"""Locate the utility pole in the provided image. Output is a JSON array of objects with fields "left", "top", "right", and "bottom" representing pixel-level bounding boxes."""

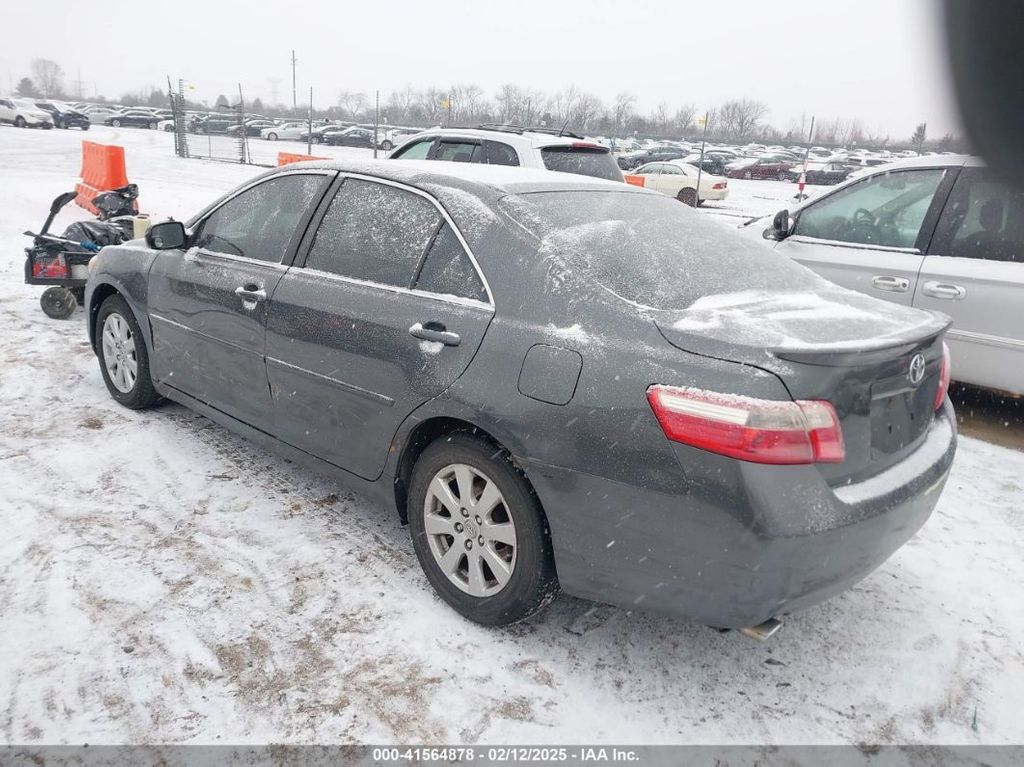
[
  {"left": 307, "top": 87, "right": 313, "bottom": 155},
  {"left": 291, "top": 50, "right": 298, "bottom": 111},
  {"left": 693, "top": 111, "right": 709, "bottom": 208},
  {"left": 373, "top": 90, "right": 380, "bottom": 159}
]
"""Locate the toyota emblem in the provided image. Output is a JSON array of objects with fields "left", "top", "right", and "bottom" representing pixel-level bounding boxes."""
[{"left": 908, "top": 353, "right": 926, "bottom": 386}]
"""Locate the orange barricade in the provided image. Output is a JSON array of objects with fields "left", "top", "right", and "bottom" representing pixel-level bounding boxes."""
[
  {"left": 75, "top": 141, "right": 131, "bottom": 214},
  {"left": 623, "top": 174, "right": 645, "bottom": 187},
  {"left": 277, "top": 152, "right": 328, "bottom": 166}
]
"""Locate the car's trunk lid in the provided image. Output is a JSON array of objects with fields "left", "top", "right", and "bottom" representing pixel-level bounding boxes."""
[{"left": 653, "top": 289, "right": 950, "bottom": 485}]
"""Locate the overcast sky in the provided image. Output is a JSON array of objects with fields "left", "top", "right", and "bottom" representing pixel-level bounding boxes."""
[{"left": 1, "top": 0, "right": 960, "bottom": 139}]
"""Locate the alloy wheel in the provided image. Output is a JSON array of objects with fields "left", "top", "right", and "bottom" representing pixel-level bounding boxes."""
[
  {"left": 423, "top": 463, "right": 517, "bottom": 597},
  {"left": 102, "top": 312, "right": 138, "bottom": 393}
]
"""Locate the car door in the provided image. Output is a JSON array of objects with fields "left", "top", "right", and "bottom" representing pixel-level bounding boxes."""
[
  {"left": 914, "top": 166, "right": 1024, "bottom": 394},
  {"left": 147, "top": 171, "right": 334, "bottom": 430},
  {"left": 773, "top": 166, "right": 951, "bottom": 306},
  {"left": 633, "top": 163, "right": 667, "bottom": 192},
  {"left": 264, "top": 175, "right": 494, "bottom": 480}
]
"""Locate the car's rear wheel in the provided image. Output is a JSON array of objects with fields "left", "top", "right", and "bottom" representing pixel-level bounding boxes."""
[
  {"left": 96, "top": 295, "right": 161, "bottom": 410},
  {"left": 677, "top": 187, "right": 698, "bottom": 207},
  {"left": 148, "top": 121, "right": 158, "bottom": 130},
  {"left": 266, "top": 132, "right": 278, "bottom": 141},
  {"left": 777, "top": 171, "right": 787, "bottom": 181},
  {"left": 111, "top": 119, "right": 121, "bottom": 127},
  {"left": 14, "top": 116, "right": 26, "bottom": 128},
  {"left": 408, "top": 434, "right": 558, "bottom": 626},
  {"left": 381, "top": 140, "right": 393, "bottom": 151},
  {"left": 744, "top": 170, "right": 753, "bottom": 180}
]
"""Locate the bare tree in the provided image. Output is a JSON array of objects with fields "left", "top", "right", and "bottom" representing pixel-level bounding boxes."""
[
  {"left": 911, "top": 122, "right": 928, "bottom": 153},
  {"left": 570, "top": 92, "right": 603, "bottom": 131},
  {"left": 337, "top": 91, "right": 367, "bottom": 120},
  {"left": 613, "top": 92, "right": 636, "bottom": 131},
  {"left": 673, "top": 104, "right": 697, "bottom": 135},
  {"left": 717, "top": 98, "right": 769, "bottom": 140},
  {"left": 30, "top": 58, "right": 64, "bottom": 98}
]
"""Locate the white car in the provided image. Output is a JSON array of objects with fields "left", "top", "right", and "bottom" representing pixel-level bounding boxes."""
[
  {"left": 628, "top": 160, "right": 729, "bottom": 206},
  {"left": 157, "top": 119, "right": 175, "bottom": 132},
  {"left": 388, "top": 126, "right": 624, "bottom": 182},
  {"left": 81, "top": 104, "right": 124, "bottom": 122},
  {"left": 0, "top": 97, "right": 54, "bottom": 128},
  {"left": 744, "top": 155, "right": 1024, "bottom": 396},
  {"left": 260, "top": 122, "right": 307, "bottom": 141}
]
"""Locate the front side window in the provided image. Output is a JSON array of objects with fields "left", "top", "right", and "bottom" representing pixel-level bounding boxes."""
[
  {"left": 195, "top": 174, "right": 329, "bottom": 263},
  {"left": 413, "top": 224, "right": 487, "bottom": 302},
  {"left": 305, "top": 179, "right": 442, "bottom": 287},
  {"left": 931, "top": 168, "right": 1024, "bottom": 262},
  {"left": 391, "top": 138, "right": 434, "bottom": 160},
  {"left": 794, "top": 168, "right": 945, "bottom": 249}
]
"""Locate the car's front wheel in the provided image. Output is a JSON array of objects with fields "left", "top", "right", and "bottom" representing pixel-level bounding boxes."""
[
  {"left": 381, "top": 140, "right": 393, "bottom": 151},
  {"left": 266, "top": 132, "right": 278, "bottom": 141},
  {"left": 408, "top": 434, "right": 558, "bottom": 626},
  {"left": 110, "top": 119, "right": 121, "bottom": 127},
  {"left": 14, "top": 116, "right": 26, "bottom": 128},
  {"left": 96, "top": 295, "right": 161, "bottom": 410}
]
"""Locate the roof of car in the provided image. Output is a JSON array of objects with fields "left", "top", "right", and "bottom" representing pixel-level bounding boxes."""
[
  {"left": 868, "top": 153, "right": 979, "bottom": 170},
  {"left": 395, "top": 126, "right": 604, "bottom": 149},
  {"left": 280, "top": 157, "right": 632, "bottom": 198}
]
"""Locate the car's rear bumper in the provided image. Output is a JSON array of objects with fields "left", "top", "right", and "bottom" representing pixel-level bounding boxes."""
[{"left": 526, "top": 401, "right": 956, "bottom": 628}]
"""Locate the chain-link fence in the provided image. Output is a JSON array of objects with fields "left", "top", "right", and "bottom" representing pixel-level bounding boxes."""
[{"left": 169, "top": 82, "right": 258, "bottom": 165}]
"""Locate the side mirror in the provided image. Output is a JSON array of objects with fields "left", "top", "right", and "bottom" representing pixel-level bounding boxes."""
[
  {"left": 146, "top": 220, "right": 187, "bottom": 250},
  {"left": 771, "top": 209, "right": 794, "bottom": 240}
]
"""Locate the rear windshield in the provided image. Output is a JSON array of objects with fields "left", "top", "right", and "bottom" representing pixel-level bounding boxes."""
[
  {"left": 540, "top": 146, "right": 623, "bottom": 182},
  {"left": 499, "top": 190, "right": 820, "bottom": 310}
]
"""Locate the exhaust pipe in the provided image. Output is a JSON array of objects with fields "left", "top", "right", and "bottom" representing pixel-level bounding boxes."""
[{"left": 740, "top": 617, "right": 783, "bottom": 641}]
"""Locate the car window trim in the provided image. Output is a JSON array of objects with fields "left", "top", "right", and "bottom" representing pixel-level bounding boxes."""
[
  {"left": 786, "top": 235, "right": 923, "bottom": 255},
  {"left": 292, "top": 171, "right": 495, "bottom": 307}
]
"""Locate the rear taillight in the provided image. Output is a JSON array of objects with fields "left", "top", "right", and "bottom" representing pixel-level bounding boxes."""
[
  {"left": 712, "top": 181, "right": 727, "bottom": 189},
  {"left": 646, "top": 385, "right": 845, "bottom": 465},
  {"left": 934, "top": 342, "right": 951, "bottom": 410}
]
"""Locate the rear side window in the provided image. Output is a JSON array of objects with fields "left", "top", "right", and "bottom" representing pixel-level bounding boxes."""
[
  {"left": 541, "top": 146, "right": 623, "bottom": 181},
  {"left": 433, "top": 141, "right": 483, "bottom": 163},
  {"left": 485, "top": 141, "right": 520, "bottom": 166},
  {"left": 930, "top": 167, "right": 1024, "bottom": 262},
  {"left": 414, "top": 224, "right": 488, "bottom": 302},
  {"left": 305, "top": 179, "right": 442, "bottom": 287}
]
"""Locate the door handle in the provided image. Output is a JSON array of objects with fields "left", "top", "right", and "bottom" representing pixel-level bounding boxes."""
[
  {"left": 409, "top": 321, "right": 460, "bottom": 347},
  {"left": 921, "top": 281, "right": 967, "bottom": 300},
  {"left": 871, "top": 275, "right": 910, "bottom": 293},
  {"left": 234, "top": 284, "right": 266, "bottom": 308}
]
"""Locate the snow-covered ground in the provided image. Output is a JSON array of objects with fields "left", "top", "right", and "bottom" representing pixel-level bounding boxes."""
[{"left": 1, "top": 125, "right": 1023, "bottom": 745}]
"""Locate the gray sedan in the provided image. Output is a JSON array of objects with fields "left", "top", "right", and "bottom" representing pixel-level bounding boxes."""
[{"left": 86, "top": 160, "right": 956, "bottom": 630}]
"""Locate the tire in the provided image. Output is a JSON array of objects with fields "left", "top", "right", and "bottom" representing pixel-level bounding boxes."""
[
  {"left": 71, "top": 287, "right": 86, "bottom": 306},
  {"left": 266, "top": 132, "right": 278, "bottom": 141},
  {"left": 744, "top": 170, "right": 752, "bottom": 180},
  {"left": 677, "top": 187, "right": 698, "bottom": 207},
  {"left": 82, "top": 124, "right": 90, "bottom": 131},
  {"left": 777, "top": 171, "right": 787, "bottom": 181},
  {"left": 148, "top": 122, "right": 158, "bottom": 130},
  {"left": 408, "top": 433, "right": 558, "bottom": 626},
  {"left": 14, "top": 116, "right": 26, "bottom": 128},
  {"left": 39, "top": 287, "right": 77, "bottom": 320},
  {"left": 111, "top": 119, "right": 121, "bottom": 127},
  {"left": 381, "top": 140, "right": 393, "bottom": 151},
  {"left": 95, "top": 295, "right": 161, "bottom": 410}
]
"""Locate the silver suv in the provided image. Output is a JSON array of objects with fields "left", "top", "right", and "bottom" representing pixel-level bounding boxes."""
[
  {"left": 388, "top": 124, "right": 624, "bottom": 182},
  {"left": 749, "top": 155, "right": 1024, "bottom": 396}
]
